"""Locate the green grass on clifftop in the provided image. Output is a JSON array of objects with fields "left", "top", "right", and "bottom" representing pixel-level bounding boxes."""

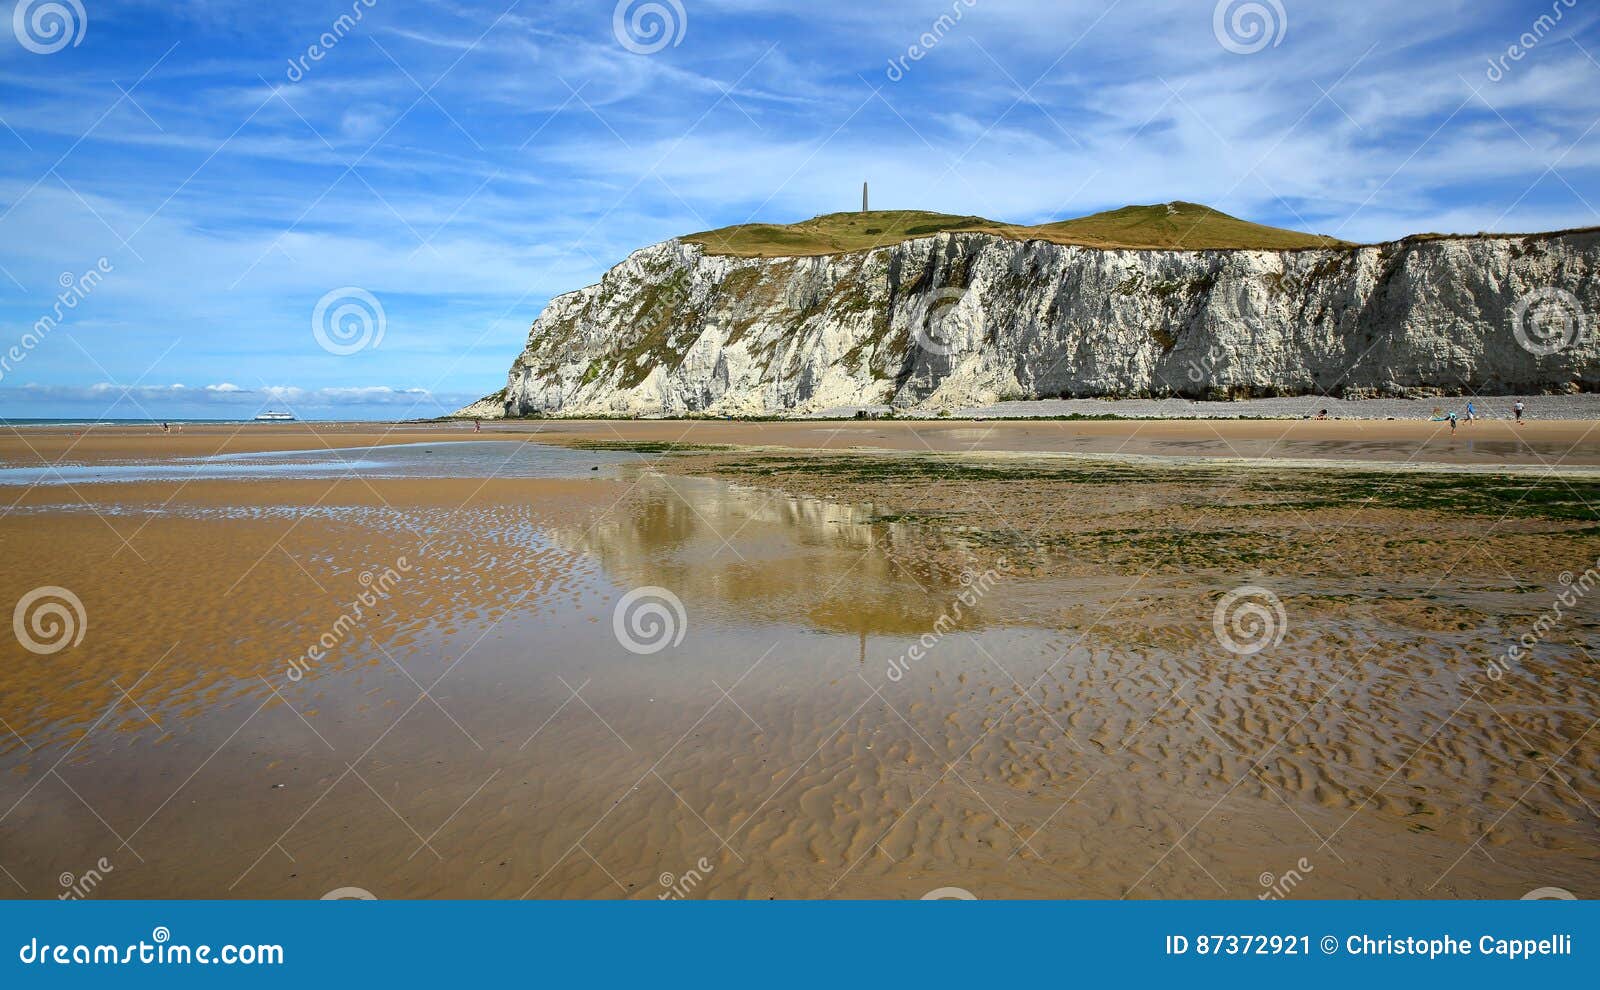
[
  {"left": 682, "top": 202, "right": 1354, "bottom": 257},
  {"left": 1033, "top": 202, "right": 1352, "bottom": 251}
]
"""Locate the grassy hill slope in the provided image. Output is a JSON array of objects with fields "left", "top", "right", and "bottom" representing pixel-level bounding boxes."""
[
  {"left": 682, "top": 202, "right": 1354, "bottom": 257},
  {"left": 1032, "top": 201, "right": 1351, "bottom": 250}
]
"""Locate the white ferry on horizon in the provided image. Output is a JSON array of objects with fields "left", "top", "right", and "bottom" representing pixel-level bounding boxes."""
[{"left": 253, "top": 411, "right": 296, "bottom": 422}]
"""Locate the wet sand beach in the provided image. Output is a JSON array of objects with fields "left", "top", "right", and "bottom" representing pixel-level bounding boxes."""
[
  {"left": 2, "top": 416, "right": 1597, "bottom": 468},
  {"left": 1, "top": 421, "right": 1597, "bottom": 899},
  {"left": 506, "top": 417, "right": 1600, "bottom": 470}
]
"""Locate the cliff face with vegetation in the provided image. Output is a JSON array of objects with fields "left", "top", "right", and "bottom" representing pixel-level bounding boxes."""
[{"left": 473, "top": 217, "right": 1599, "bottom": 417}]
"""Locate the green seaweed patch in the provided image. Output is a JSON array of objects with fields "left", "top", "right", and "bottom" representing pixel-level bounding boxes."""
[
  {"left": 871, "top": 511, "right": 958, "bottom": 524},
  {"left": 553, "top": 440, "right": 733, "bottom": 455},
  {"left": 710, "top": 454, "right": 1600, "bottom": 522},
  {"left": 1269, "top": 471, "right": 1600, "bottom": 522}
]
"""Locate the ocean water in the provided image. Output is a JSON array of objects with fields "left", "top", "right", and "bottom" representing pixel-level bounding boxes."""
[{"left": 0, "top": 417, "right": 353, "bottom": 426}]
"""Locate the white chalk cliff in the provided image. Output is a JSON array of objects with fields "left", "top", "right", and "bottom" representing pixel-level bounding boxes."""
[{"left": 465, "top": 226, "right": 1599, "bottom": 418}]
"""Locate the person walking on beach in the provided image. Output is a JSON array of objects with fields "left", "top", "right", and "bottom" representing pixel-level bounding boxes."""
[
  {"left": 474, "top": 418, "right": 481, "bottom": 434},
  {"left": 1448, "top": 410, "right": 1458, "bottom": 434},
  {"left": 1514, "top": 400, "right": 1525, "bottom": 424},
  {"left": 1465, "top": 400, "right": 1475, "bottom": 424}
]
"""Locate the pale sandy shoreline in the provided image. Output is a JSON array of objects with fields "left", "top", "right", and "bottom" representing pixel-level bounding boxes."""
[
  {"left": 925, "top": 392, "right": 1600, "bottom": 422},
  {"left": 3, "top": 416, "right": 1598, "bottom": 471}
]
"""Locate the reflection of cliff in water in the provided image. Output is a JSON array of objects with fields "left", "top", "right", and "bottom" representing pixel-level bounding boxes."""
[{"left": 550, "top": 473, "right": 999, "bottom": 641}]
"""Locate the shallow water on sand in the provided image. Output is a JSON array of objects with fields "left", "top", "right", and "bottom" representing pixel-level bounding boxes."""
[
  {"left": 0, "top": 439, "right": 632, "bottom": 486},
  {"left": 1, "top": 445, "right": 1597, "bottom": 900}
]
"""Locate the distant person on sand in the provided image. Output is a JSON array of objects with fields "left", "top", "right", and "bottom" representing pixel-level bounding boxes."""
[
  {"left": 474, "top": 418, "right": 481, "bottom": 434},
  {"left": 161, "top": 422, "right": 169, "bottom": 433},
  {"left": 1448, "top": 411, "right": 1458, "bottom": 434},
  {"left": 1514, "top": 400, "right": 1525, "bottom": 424},
  {"left": 1465, "top": 400, "right": 1475, "bottom": 424},
  {"left": 1316, "top": 409, "right": 1329, "bottom": 420}
]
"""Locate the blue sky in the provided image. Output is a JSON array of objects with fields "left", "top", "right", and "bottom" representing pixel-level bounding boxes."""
[{"left": 0, "top": 0, "right": 1596, "bottom": 420}]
